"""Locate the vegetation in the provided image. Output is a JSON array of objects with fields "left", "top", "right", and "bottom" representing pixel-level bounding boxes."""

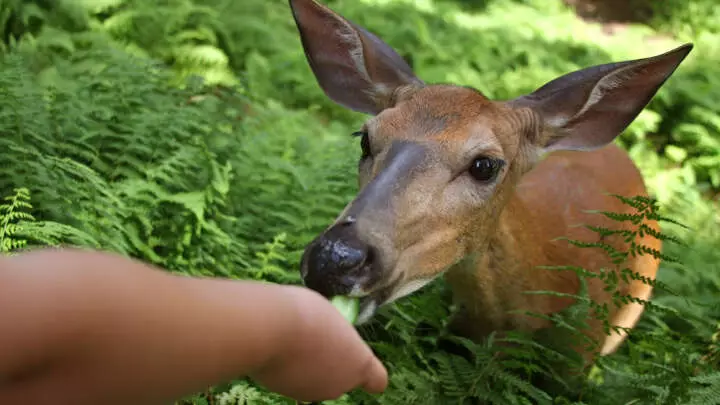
[{"left": 0, "top": 0, "right": 718, "bottom": 403}]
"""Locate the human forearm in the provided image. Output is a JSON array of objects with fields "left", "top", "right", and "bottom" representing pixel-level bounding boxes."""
[{"left": 0, "top": 248, "right": 300, "bottom": 405}]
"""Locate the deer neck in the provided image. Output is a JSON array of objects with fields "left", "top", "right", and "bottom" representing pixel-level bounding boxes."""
[{"left": 444, "top": 190, "right": 554, "bottom": 336}]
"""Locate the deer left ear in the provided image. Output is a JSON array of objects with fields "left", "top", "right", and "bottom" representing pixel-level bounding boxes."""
[
  {"left": 509, "top": 44, "right": 693, "bottom": 152},
  {"left": 288, "top": 0, "right": 423, "bottom": 115}
]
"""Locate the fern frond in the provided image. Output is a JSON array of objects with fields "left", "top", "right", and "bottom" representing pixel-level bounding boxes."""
[{"left": 0, "top": 188, "right": 34, "bottom": 252}]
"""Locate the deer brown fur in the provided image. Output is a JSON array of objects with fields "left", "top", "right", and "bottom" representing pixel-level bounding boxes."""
[{"left": 289, "top": 0, "right": 692, "bottom": 363}]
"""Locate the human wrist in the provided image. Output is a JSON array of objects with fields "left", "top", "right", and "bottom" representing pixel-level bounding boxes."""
[{"left": 170, "top": 278, "right": 305, "bottom": 378}]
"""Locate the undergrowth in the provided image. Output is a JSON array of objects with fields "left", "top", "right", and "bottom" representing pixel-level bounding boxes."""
[
  {"left": 1, "top": 0, "right": 720, "bottom": 192},
  {"left": 0, "top": 188, "right": 33, "bottom": 252},
  {"left": 0, "top": 0, "right": 718, "bottom": 404}
]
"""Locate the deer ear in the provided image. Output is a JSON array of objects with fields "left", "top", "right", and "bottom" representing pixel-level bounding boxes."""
[
  {"left": 288, "top": 0, "right": 423, "bottom": 115},
  {"left": 510, "top": 44, "right": 693, "bottom": 152}
]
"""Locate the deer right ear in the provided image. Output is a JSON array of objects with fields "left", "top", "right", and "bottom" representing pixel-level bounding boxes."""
[
  {"left": 288, "top": 0, "right": 423, "bottom": 115},
  {"left": 509, "top": 44, "right": 692, "bottom": 152}
]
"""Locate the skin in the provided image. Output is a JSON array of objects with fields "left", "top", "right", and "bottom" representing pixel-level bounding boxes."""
[
  {"left": 289, "top": 0, "right": 692, "bottom": 364},
  {"left": 0, "top": 248, "right": 387, "bottom": 405}
]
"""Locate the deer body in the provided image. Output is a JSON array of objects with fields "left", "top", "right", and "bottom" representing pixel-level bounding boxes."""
[{"left": 289, "top": 0, "right": 691, "bottom": 362}]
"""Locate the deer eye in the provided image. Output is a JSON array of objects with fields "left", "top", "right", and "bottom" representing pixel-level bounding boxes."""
[
  {"left": 469, "top": 156, "right": 503, "bottom": 182},
  {"left": 352, "top": 131, "right": 371, "bottom": 159}
]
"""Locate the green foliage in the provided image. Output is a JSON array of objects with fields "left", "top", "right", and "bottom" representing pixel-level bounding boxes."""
[
  {"left": 0, "top": 0, "right": 719, "bottom": 404},
  {"left": 0, "top": 187, "right": 100, "bottom": 252},
  {"left": 0, "top": 188, "right": 34, "bottom": 252},
  {"left": 648, "top": 0, "right": 720, "bottom": 38},
  {"left": 3, "top": 0, "right": 720, "bottom": 192},
  {"left": 0, "top": 45, "right": 360, "bottom": 279}
]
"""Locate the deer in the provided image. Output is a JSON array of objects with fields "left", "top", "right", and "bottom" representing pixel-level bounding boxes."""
[{"left": 289, "top": 0, "right": 692, "bottom": 365}]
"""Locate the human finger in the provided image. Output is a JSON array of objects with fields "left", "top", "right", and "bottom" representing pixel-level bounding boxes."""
[{"left": 361, "top": 356, "right": 388, "bottom": 394}]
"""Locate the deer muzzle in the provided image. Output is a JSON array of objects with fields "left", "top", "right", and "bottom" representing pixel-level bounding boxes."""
[
  {"left": 300, "top": 216, "right": 383, "bottom": 298},
  {"left": 300, "top": 141, "right": 430, "bottom": 322}
]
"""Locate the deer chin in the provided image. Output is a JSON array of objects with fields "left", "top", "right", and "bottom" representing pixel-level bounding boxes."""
[{"left": 355, "top": 276, "right": 437, "bottom": 325}]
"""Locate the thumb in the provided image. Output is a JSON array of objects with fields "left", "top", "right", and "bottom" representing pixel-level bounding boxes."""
[{"left": 361, "top": 357, "right": 388, "bottom": 394}]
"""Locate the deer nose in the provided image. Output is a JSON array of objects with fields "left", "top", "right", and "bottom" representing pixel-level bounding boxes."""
[{"left": 300, "top": 218, "right": 374, "bottom": 297}]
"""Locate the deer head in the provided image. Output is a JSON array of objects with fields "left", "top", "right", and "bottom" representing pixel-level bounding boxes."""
[{"left": 290, "top": 0, "right": 692, "bottom": 324}]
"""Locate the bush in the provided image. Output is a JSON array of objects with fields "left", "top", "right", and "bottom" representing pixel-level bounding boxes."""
[
  {"left": 8, "top": 0, "right": 720, "bottom": 193},
  {"left": 0, "top": 0, "right": 718, "bottom": 404}
]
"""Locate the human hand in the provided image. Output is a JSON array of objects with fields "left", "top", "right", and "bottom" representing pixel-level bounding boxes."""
[{"left": 249, "top": 286, "right": 388, "bottom": 402}]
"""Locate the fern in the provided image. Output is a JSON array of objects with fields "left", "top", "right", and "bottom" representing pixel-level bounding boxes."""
[
  {"left": 0, "top": 187, "right": 97, "bottom": 253},
  {"left": 0, "top": 188, "right": 34, "bottom": 252},
  {"left": 688, "top": 371, "right": 720, "bottom": 405},
  {"left": 214, "top": 380, "right": 290, "bottom": 405},
  {"left": 0, "top": 1, "right": 717, "bottom": 404}
]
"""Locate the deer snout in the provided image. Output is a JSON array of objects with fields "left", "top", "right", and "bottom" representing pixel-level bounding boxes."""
[{"left": 300, "top": 218, "right": 379, "bottom": 298}]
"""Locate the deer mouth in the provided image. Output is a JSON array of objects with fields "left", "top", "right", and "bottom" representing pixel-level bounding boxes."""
[
  {"left": 355, "top": 279, "right": 399, "bottom": 325},
  {"left": 356, "top": 273, "right": 442, "bottom": 324},
  {"left": 356, "top": 296, "right": 378, "bottom": 325}
]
